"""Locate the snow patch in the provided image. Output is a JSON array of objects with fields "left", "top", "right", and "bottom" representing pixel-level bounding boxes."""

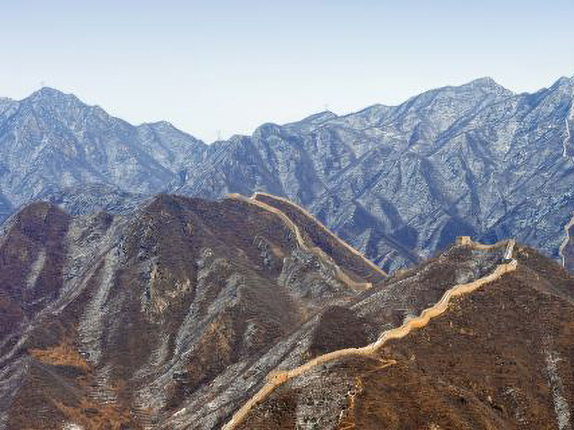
[
  {"left": 63, "top": 423, "right": 85, "bottom": 430},
  {"left": 25, "top": 249, "right": 46, "bottom": 290},
  {"left": 545, "top": 348, "right": 572, "bottom": 430}
]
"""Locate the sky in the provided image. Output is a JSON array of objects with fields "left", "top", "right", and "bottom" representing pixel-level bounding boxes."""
[{"left": 1, "top": 0, "right": 573, "bottom": 143}]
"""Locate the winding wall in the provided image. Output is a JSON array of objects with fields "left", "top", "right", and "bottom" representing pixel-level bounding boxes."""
[
  {"left": 227, "top": 193, "right": 375, "bottom": 291},
  {"left": 252, "top": 192, "right": 388, "bottom": 278},
  {"left": 221, "top": 238, "right": 517, "bottom": 430}
]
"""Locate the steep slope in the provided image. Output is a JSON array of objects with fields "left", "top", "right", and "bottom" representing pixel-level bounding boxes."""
[
  {"left": 0, "top": 193, "right": 384, "bottom": 430},
  {"left": 226, "top": 240, "right": 574, "bottom": 430}
]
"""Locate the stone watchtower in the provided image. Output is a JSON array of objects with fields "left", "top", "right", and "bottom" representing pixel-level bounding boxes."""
[{"left": 456, "top": 236, "right": 473, "bottom": 246}]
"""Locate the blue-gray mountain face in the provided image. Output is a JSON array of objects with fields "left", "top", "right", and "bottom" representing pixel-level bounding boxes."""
[
  {"left": 0, "top": 88, "right": 206, "bottom": 205},
  {"left": 1, "top": 77, "right": 574, "bottom": 271}
]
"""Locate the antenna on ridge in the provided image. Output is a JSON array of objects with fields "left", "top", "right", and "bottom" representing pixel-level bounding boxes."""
[
  {"left": 217, "top": 129, "right": 223, "bottom": 141},
  {"left": 40, "top": 80, "right": 46, "bottom": 89}
]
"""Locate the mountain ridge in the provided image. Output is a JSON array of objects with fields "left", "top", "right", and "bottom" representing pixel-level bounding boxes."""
[
  {"left": 2, "top": 195, "right": 574, "bottom": 429},
  {"left": 2, "top": 75, "right": 574, "bottom": 271}
]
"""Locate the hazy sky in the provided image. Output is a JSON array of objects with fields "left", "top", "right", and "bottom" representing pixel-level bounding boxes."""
[{"left": 1, "top": 0, "right": 573, "bottom": 142}]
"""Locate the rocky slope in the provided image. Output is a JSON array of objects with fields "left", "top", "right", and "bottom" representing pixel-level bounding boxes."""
[
  {"left": 179, "top": 76, "right": 574, "bottom": 272},
  {"left": 2, "top": 194, "right": 574, "bottom": 429},
  {"left": 230, "top": 240, "right": 574, "bottom": 430},
  {"left": 0, "top": 193, "right": 383, "bottom": 430},
  {"left": 2, "top": 76, "right": 574, "bottom": 272}
]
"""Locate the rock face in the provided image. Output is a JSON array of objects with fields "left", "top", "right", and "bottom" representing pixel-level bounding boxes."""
[
  {"left": 2, "top": 76, "right": 574, "bottom": 272},
  {"left": 2, "top": 194, "right": 574, "bottom": 430}
]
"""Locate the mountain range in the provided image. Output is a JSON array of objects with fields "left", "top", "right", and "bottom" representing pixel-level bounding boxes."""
[{"left": 1, "top": 75, "right": 574, "bottom": 271}]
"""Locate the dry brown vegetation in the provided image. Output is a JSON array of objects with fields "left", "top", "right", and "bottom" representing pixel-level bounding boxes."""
[
  {"left": 54, "top": 398, "right": 133, "bottom": 430},
  {"left": 232, "top": 244, "right": 574, "bottom": 430},
  {"left": 29, "top": 342, "right": 90, "bottom": 371}
]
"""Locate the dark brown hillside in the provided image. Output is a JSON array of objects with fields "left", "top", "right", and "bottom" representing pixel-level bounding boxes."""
[
  {"left": 233, "top": 245, "right": 574, "bottom": 430},
  {"left": 0, "top": 193, "right": 383, "bottom": 430},
  {"left": 2, "top": 195, "right": 574, "bottom": 430},
  {"left": 0, "top": 203, "right": 70, "bottom": 344}
]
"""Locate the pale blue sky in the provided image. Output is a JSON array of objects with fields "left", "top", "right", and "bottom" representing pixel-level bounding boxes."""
[{"left": 1, "top": 0, "right": 573, "bottom": 142}]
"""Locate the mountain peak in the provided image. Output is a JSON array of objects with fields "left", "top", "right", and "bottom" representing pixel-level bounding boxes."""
[
  {"left": 284, "top": 110, "right": 338, "bottom": 130},
  {"left": 469, "top": 76, "right": 497, "bottom": 85},
  {"left": 25, "top": 87, "right": 82, "bottom": 107},
  {"left": 552, "top": 75, "right": 574, "bottom": 87},
  {"left": 301, "top": 110, "right": 338, "bottom": 122},
  {"left": 29, "top": 86, "right": 68, "bottom": 98},
  {"left": 463, "top": 76, "right": 509, "bottom": 92},
  {"left": 140, "top": 120, "right": 177, "bottom": 130}
]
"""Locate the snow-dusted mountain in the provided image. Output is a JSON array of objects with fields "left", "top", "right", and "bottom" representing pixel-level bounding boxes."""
[
  {"left": 179, "top": 75, "right": 574, "bottom": 270},
  {"left": 1, "top": 76, "right": 574, "bottom": 271},
  {"left": 0, "top": 87, "right": 206, "bottom": 209}
]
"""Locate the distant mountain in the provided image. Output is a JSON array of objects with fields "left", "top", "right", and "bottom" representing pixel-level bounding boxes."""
[
  {"left": 38, "top": 183, "right": 149, "bottom": 216},
  {"left": 2, "top": 195, "right": 574, "bottom": 429},
  {"left": 1, "top": 76, "right": 574, "bottom": 271},
  {"left": 179, "top": 75, "right": 574, "bottom": 271},
  {"left": 0, "top": 87, "right": 206, "bottom": 209}
]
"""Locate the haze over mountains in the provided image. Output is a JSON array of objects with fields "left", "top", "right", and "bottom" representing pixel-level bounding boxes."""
[{"left": 1, "top": 75, "right": 574, "bottom": 271}]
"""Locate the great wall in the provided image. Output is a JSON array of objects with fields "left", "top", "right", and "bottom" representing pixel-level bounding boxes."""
[
  {"left": 251, "top": 192, "right": 389, "bottom": 278},
  {"left": 219, "top": 201, "right": 518, "bottom": 430},
  {"left": 227, "top": 193, "right": 380, "bottom": 291}
]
